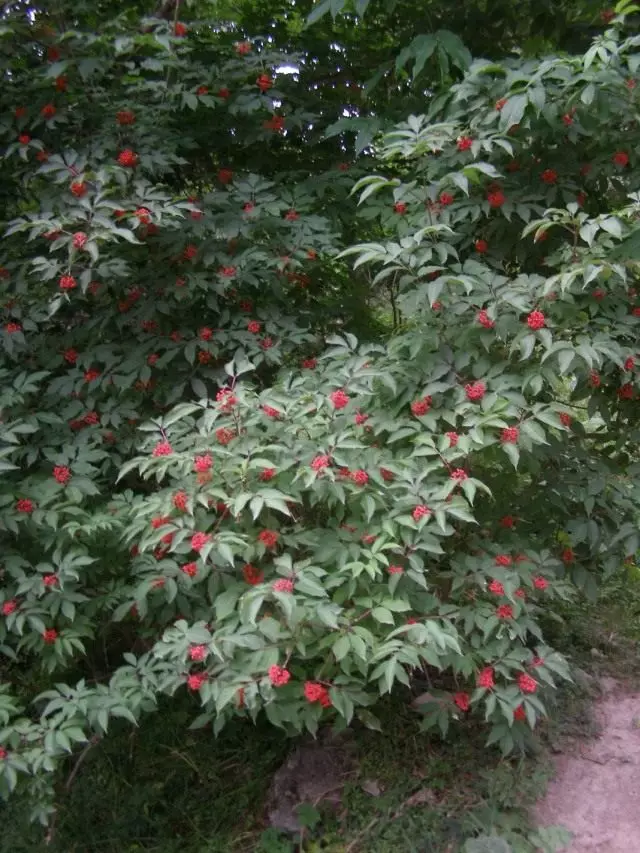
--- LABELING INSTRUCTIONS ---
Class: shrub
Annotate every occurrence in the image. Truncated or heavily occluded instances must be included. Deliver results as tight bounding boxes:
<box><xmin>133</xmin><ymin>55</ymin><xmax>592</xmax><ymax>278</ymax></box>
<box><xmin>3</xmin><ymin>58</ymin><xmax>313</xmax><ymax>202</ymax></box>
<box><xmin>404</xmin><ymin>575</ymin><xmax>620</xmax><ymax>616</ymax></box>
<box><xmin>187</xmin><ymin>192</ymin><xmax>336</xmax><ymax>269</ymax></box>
<box><xmin>0</xmin><ymin>0</ymin><xmax>638</xmax><ymax>826</ymax></box>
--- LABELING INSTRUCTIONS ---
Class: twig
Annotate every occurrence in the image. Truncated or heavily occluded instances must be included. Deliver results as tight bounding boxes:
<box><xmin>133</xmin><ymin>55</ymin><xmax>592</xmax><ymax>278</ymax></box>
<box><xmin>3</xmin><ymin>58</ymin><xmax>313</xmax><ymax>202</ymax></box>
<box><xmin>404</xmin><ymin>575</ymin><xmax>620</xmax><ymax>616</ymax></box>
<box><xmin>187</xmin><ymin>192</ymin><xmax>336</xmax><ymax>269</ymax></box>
<box><xmin>65</xmin><ymin>735</ymin><xmax>101</xmax><ymax>791</ymax></box>
<box><xmin>345</xmin><ymin>816</ymin><xmax>380</xmax><ymax>852</ymax></box>
<box><xmin>46</xmin><ymin>736</ymin><xmax>101</xmax><ymax>846</ymax></box>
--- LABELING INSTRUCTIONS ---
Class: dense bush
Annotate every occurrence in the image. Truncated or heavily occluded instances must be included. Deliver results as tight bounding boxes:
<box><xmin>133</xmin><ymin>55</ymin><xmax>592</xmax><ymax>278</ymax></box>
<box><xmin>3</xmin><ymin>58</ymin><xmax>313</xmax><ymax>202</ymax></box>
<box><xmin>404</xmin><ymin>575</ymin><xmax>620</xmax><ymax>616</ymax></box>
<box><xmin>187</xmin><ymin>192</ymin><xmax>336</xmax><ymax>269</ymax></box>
<box><xmin>0</xmin><ymin>0</ymin><xmax>638</xmax><ymax>826</ymax></box>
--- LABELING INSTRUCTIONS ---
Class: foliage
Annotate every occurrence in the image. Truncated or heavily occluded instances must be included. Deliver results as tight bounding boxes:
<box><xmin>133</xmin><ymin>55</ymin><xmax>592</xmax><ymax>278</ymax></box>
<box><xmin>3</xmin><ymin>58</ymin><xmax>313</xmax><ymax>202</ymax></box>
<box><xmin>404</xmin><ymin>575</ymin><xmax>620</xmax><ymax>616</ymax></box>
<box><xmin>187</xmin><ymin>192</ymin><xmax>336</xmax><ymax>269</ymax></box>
<box><xmin>0</xmin><ymin>0</ymin><xmax>639</xmax><ymax>831</ymax></box>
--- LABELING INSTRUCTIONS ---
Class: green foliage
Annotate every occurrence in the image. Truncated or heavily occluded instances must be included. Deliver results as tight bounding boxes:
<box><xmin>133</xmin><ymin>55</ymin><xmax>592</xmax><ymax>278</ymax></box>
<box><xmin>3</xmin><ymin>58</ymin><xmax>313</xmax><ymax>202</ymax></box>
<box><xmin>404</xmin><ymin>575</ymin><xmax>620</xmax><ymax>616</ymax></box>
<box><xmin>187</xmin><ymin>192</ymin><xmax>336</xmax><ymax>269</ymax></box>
<box><xmin>0</xmin><ymin>0</ymin><xmax>639</xmax><ymax>833</ymax></box>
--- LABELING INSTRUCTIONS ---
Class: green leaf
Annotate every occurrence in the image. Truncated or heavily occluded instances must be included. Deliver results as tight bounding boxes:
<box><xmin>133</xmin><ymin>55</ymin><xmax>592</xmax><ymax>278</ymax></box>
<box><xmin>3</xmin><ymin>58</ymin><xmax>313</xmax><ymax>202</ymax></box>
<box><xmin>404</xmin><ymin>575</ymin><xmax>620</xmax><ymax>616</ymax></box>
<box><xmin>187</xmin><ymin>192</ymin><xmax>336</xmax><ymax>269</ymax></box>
<box><xmin>371</xmin><ymin>607</ymin><xmax>394</xmax><ymax>624</ymax></box>
<box><xmin>307</xmin><ymin>0</ymin><xmax>335</xmax><ymax>25</ymax></box>
<box><xmin>503</xmin><ymin>443</ymin><xmax>519</xmax><ymax>469</ymax></box>
<box><xmin>332</xmin><ymin>634</ymin><xmax>350</xmax><ymax>660</ymax></box>
<box><xmin>464</xmin><ymin>837</ymin><xmax>512</xmax><ymax>853</ymax></box>
<box><xmin>499</xmin><ymin>94</ymin><xmax>527</xmax><ymax>130</ymax></box>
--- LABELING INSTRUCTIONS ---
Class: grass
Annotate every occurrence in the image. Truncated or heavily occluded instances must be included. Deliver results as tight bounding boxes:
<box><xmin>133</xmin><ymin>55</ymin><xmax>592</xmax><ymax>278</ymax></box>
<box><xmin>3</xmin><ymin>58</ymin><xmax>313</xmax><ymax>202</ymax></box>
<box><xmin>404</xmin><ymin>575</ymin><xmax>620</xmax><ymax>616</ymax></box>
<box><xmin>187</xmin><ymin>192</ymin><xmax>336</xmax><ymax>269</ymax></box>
<box><xmin>5</xmin><ymin>571</ymin><xmax>640</xmax><ymax>853</ymax></box>
<box><xmin>0</xmin><ymin>693</ymin><xmax>561</xmax><ymax>853</ymax></box>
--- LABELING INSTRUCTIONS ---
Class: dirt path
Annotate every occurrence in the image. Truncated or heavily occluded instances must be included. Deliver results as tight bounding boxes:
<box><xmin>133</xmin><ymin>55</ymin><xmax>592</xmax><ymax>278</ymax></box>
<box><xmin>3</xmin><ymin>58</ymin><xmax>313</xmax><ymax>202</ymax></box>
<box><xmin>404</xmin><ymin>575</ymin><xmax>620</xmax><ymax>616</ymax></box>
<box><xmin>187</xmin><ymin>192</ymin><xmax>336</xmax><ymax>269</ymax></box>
<box><xmin>535</xmin><ymin>677</ymin><xmax>640</xmax><ymax>852</ymax></box>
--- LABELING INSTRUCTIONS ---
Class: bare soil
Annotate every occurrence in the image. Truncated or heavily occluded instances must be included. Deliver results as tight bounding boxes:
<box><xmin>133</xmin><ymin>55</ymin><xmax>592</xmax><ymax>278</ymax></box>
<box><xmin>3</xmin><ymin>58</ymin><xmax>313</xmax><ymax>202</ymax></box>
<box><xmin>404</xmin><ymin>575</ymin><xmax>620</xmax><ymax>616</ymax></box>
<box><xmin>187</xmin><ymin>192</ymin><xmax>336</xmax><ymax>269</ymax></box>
<box><xmin>535</xmin><ymin>677</ymin><xmax>640</xmax><ymax>852</ymax></box>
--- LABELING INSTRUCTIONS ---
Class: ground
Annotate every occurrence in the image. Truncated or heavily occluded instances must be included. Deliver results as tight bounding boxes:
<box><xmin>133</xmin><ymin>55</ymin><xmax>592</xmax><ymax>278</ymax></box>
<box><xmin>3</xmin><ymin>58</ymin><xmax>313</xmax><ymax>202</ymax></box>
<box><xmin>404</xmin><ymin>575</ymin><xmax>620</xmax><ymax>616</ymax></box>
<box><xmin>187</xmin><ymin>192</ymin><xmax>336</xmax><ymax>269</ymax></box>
<box><xmin>4</xmin><ymin>571</ymin><xmax>640</xmax><ymax>853</ymax></box>
<box><xmin>536</xmin><ymin>677</ymin><xmax>640</xmax><ymax>852</ymax></box>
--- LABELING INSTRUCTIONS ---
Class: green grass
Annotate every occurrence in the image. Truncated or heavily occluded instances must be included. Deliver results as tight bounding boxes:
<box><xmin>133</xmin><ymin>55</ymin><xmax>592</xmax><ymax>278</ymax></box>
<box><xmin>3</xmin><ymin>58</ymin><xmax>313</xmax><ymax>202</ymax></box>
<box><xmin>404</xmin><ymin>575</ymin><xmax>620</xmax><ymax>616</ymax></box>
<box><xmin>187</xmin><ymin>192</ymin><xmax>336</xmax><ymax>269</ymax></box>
<box><xmin>1</xmin><ymin>691</ymin><xmax>560</xmax><ymax>853</ymax></box>
<box><xmin>6</xmin><ymin>572</ymin><xmax>640</xmax><ymax>853</ymax></box>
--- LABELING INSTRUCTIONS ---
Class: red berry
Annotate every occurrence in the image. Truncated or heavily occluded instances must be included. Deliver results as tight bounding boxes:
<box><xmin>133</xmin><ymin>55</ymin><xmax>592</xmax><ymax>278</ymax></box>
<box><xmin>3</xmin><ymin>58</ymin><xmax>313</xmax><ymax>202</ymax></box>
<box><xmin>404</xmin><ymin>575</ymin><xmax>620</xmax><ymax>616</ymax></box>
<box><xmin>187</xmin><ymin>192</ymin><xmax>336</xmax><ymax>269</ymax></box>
<box><xmin>152</xmin><ymin>441</ymin><xmax>173</xmax><ymax>457</ymax></box>
<box><xmin>117</xmin><ymin>149</ymin><xmax>138</xmax><ymax>168</ymax></box>
<box><xmin>256</xmin><ymin>74</ymin><xmax>273</xmax><ymax>93</ymax></box>
<box><xmin>191</xmin><ymin>532</ymin><xmax>212</xmax><ymax>552</ymax></box>
<box><xmin>474</xmin><ymin>239</ymin><xmax>488</xmax><ymax>253</ymax></box>
<box><xmin>487</xmin><ymin>190</ymin><xmax>505</xmax><ymax>208</ymax></box>
<box><xmin>613</xmin><ymin>151</ymin><xmax>629</xmax><ymax>167</ymax></box>
<box><xmin>187</xmin><ymin>674</ymin><xmax>207</xmax><ymax>691</ymax></box>
<box><xmin>258</xmin><ymin>529</ymin><xmax>279</xmax><ymax>549</ymax></box>
<box><xmin>411</xmin><ymin>397</ymin><xmax>432</xmax><ymax>416</ymax></box>
<box><xmin>457</xmin><ymin>136</ymin><xmax>473</xmax><ymax>151</ymax></box>
<box><xmin>541</xmin><ymin>168</ymin><xmax>558</xmax><ymax>184</ymax></box>
<box><xmin>311</xmin><ymin>454</ymin><xmax>330</xmax><ymax>470</ymax></box>
<box><xmin>329</xmin><ymin>389</ymin><xmax>350</xmax><ymax>409</ymax></box>
<box><xmin>393</xmin><ymin>202</ymin><xmax>407</xmax><ymax>215</ymax></box>
<box><xmin>216</xmin><ymin>427</ymin><xmax>235</xmax><ymax>445</ymax></box>
<box><xmin>181</xmin><ymin>562</ymin><xmax>197</xmax><ymax>577</ymax></box>
<box><xmin>263</xmin><ymin>115</ymin><xmax>285</xmax><ymax>132</ymax></box>
<box><xmin>41</xmin><ymin>103</ymin><xmax>56</xmax><ymax>119</ymax></box>
<box><xmin>526</xmin><ymin>310</ymin><xmax>545</xmax><ymax>330</ymax></box>
<box><xmin>53</xmin><ymin>465</ymin><xmax>71</xmax><ymax>484</ymax></box>
<box><xmin>304</xmin><ymin>682</ymin><xmax>331</xmax><ymax>706</ymax></box>
<box><xmin>269</xmin><ymin>665</ymin><xmax>291</xmax><ymax>686</ymax></box>
<box><xmin>500</xmin><ymin>426</ymin><xmax>519</xmax><ymax>444</ymax></box>
<box><xmin>174</xmin><ymin>21</ymin><xmax>187</xmax><ymax>36</ymax></box>
<box><xmin>477</xmin><ymin>309</ymin><xmax>494</xmax><ymax>328</ymax></box>
<box><xmin>477</xmin><ymin>667</ymin><xmax>494</xmax><ymax>688</ymax></box>
<box><xmin>412</xmin><ymin>505</ymin><xmax>431</xmax><ymax>521</ymax></box>
<box><xmin>116</xmin><ymin>110</ymin><xmax>135</xmax><ymax>125</ymax></box>
<box><xmin>450</xmin><ymin>468</ymin><xmax>468</xmax><ymax>481</ymax></box>
<box><xmin>59</xmin><ymin>275</ymin><xmax>77</xmax><ymax>291</ymax></box>
<box><xmin>465</xmin><ymin>381</ymin><xmax>486</xmax><ymax>401</ymax></box>
<box><xmin>189</xmin><ymin>645</ymin><xmax>207</xmax><ymax>662</ymax></box>
<box><xmin>173</xmin><ymin>491</ymin><xmax>188</xmax><ymax>511</ymax></box>
<box><xmin>351</xmin><ymin>469</ymin><xmax>369</xmax><ymax>486</ymax></box>
<box><xmin>193</xmin><ymin>454</ymin><xmax>212</xmax><ymax>472</ymax></box>
<box><xmin>453</xmin><ymin>692</ymin><xmax>470</xmax><ymax>711</ymax></box>
<box><xmin>518</xmin><ymin>673</ymin><xmax>537</xmax><ymax>694</ymax></box>
<box><xmin>243</xmin><ymin>563</ymin><xmax>264</xmax><ymax>585</ymax></box>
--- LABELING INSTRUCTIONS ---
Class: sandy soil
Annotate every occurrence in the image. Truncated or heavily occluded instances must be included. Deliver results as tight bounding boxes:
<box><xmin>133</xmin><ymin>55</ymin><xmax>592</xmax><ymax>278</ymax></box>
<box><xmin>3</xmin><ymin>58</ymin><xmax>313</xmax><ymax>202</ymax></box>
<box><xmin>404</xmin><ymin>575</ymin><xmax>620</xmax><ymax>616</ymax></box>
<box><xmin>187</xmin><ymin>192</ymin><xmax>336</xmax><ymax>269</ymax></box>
<box><xmin>535</xmin><ymin>677</ymin><xmax>640</xmax><ymax>852</ymax></box>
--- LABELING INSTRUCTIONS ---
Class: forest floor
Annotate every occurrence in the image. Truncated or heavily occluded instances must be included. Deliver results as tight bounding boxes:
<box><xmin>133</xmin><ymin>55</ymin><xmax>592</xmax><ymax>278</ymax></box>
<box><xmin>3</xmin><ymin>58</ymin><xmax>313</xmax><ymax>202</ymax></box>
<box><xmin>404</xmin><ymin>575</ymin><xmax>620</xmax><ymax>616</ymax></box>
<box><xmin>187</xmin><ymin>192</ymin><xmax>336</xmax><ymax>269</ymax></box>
<box><xmin>4</xmin><ymin>573</ymin><xmax>640</xmax><ymax>853</ymax></box>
